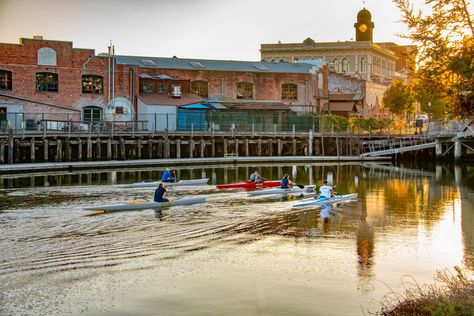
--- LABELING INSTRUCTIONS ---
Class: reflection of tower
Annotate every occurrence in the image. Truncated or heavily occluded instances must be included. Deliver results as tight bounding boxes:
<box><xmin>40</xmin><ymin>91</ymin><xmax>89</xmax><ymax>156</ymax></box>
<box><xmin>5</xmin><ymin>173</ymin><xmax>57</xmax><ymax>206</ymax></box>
<box><xmin>356</xmin><ymin>210</ymin><xmax>374</xmax><ymax>276</ymax></box>
<box><xmin>354</xmin><ymin>8</ymin><xmax>375</xmax><ymax>42</ymax></box>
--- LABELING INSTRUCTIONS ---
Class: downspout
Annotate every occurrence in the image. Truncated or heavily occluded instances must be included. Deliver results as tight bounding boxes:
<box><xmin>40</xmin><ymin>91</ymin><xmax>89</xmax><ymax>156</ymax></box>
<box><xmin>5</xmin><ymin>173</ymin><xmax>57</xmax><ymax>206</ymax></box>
<box><xmin>221</xmin><ymin>76</ymin><xmax>224</xmax><ymax>97</ymax></box>
<box><xmin>130</xmin><ymin>67</ymin><xmax>134</xmax><ymax>121</ymax></box>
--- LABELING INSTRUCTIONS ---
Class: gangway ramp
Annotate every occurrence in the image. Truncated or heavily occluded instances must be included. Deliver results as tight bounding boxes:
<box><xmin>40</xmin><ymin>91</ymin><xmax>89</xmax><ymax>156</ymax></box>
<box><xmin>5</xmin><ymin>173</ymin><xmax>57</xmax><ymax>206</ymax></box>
<box><xmin>360</xmin><ymin>142</ymin><xmax>436</xmax><ymax>157</ymax></box>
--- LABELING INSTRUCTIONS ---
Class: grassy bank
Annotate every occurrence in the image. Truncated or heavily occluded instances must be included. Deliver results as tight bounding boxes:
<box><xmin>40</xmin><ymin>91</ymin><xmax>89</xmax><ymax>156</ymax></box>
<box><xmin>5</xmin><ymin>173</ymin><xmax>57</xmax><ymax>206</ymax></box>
<box><xmin>375</xmin><ymin>267</ymin><xmax>474</xmax><ymax>316</ymax></box>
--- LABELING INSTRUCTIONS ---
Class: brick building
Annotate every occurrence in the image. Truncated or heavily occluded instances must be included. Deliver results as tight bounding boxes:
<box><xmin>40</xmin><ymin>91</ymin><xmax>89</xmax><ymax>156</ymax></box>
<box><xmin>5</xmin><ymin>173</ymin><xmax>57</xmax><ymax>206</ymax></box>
<box><xmin>0</xmin><ymin>36</ymin><xmax>328</xmax><ymax>131</ymax></box>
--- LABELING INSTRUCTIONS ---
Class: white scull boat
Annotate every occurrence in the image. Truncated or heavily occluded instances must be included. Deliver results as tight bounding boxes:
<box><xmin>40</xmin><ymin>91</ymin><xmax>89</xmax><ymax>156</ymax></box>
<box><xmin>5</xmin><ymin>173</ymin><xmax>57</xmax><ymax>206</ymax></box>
<box><xmin>292</xmin><ymin>193</ymin><xmax>358</xmax><ymax>208</ymax></box>
<box><xmin>122</xmin><ymin>178</ymin><xmax>209</xmax><ymax>189</ymax></box>
<box><xmin>84</xmin><ymin>196</ymin><xmax>206</xmax><ymax>212</ymax></box>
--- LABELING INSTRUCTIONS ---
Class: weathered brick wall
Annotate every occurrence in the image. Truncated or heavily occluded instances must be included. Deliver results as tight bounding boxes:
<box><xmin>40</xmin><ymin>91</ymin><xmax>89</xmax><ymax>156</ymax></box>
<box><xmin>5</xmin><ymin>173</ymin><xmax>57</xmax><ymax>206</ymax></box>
<box><xmin>0</xmin><ymin>38</ymin><xmax>134</xmax><ymax>115</ymax></box>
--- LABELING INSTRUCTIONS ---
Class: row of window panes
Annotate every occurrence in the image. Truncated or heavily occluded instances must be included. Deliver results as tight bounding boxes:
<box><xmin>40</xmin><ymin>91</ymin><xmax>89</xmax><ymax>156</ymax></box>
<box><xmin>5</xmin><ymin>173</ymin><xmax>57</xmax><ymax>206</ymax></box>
<box><xmin>0</xmin><ymin>70</ymin><xmax>103</xmax><ymax>94</ymax></box>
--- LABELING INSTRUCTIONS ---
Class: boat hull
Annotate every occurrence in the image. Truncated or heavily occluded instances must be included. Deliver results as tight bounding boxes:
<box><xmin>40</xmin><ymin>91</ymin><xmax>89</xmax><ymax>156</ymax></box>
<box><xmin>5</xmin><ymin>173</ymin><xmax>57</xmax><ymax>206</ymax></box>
<box><xmin>216</xmin><ymin>180</ymin><xmax>281</xmax><ymax>190</ymax></box>
<box><xmin>292</xmin><ymin>193</ymin><xmax>358</xmax><ymax>208</ymax></box>
<box><xmin>247</xmin><ymin>186</ymin><xmax>315</xmax><ymax>196</ymax></box>
<box><xmin>123</xmin><ymin>178</ymin><xmax>209</xmax><ymax>189</ymax></box>
<box><xmin>84</xmin><ymin>197</ymin><xmax>206</xmax><ymax>212</ymax></box>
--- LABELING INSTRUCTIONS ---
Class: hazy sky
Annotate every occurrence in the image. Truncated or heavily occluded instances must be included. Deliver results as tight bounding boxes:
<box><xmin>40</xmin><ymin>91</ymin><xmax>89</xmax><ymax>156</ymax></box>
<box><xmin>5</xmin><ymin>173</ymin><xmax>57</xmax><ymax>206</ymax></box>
<box><xmin>0</xmin><ymin>0</ymin><xmax>424</xmax><ymax>60</ymax></box>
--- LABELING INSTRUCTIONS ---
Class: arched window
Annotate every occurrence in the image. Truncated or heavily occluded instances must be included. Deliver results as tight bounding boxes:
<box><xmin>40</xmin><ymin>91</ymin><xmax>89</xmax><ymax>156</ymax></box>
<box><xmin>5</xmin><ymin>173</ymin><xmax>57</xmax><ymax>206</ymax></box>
<box><xmin>342</xmin><ymin>58</ymin><xmax>349</xmax><ymax>73</ymax></box>
<box><xmin>36</xmin><ymin>72</ymin><xmax>58</xmax><ymax>92</ymax></box>
<box><xmin>191</xmin><ymin>80</ymin><xmax>208</xmax><ymax>98</ymax></box>
<box><xmin>279</xmin><ymin>59</ymin><xmax>285</xmax><ymax>63</ymax></box>
<box><xmin>360</xmin><ymin>57</ymin><xmax>366</xmax><ymax>73</ymax></box>
<box><xmin>83</xmin><ymin>106</ymin><xmax>102</xmax><ymax>122</ymax></box>
<box><xmin>37</xmin><ymin>47</ymin><xmax>57</xmax><ymax>66</ymax></box>
<box><xmin>333</xmin><ymin>58</ymin><xmax>340</xmax><ymax>72</ymax></box>
<box><xmin>237</xmin><ymin>82</ymin><xmax>253</xmax><ymax>99</ymax></box>
<box><xmin>281</xmin><ymin>83</ymin><xmax>298</xmax><ymax>100</ymax></box>
<box><xmin>82</xmin><ymin>75</ymin><xmax>103</xmax><ymax>94</ymax></box>
<box><xmin>0</xmin><ymin>70</ymin><xmax>12</xmax><ymax>90</ymax></box>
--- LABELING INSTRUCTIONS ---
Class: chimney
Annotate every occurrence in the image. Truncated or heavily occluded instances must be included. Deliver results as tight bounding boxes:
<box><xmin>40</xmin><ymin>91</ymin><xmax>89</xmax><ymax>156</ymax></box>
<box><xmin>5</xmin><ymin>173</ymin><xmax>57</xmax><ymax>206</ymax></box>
<box><xmin>33</xmin><ymin>35</ymin><xmax>44</xmax><ymax>40</ymax></box>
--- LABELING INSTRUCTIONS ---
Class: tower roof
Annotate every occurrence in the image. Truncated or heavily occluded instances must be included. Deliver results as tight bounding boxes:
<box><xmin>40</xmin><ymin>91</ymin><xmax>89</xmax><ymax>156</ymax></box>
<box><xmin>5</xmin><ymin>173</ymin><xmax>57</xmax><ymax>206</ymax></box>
<box><xmin>357</xmin><ymin>8</ymin><xmax>372</xmax><ymax>19</ymax></box>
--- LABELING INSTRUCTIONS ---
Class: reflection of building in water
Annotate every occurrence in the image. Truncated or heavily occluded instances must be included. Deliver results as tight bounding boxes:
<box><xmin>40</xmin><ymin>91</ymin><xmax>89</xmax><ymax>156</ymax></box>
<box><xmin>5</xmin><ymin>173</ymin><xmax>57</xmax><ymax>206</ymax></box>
<box><xmin>356</xmin><ymin>210</ymin><xmax>375</xmax><ymax>294</ymax></box>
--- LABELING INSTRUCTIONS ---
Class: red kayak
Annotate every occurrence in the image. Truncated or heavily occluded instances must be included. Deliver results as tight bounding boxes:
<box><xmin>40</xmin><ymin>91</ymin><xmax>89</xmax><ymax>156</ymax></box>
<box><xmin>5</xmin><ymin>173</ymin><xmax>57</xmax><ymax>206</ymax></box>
<box><xmin>216</xmin><ymin>180</ymin><xmax>281</xmax><ymax>190</ymax></box>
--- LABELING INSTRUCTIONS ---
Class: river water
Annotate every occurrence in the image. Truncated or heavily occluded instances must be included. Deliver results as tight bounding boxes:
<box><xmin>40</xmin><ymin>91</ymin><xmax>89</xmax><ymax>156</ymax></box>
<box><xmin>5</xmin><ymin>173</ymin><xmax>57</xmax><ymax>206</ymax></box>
<box><xmin>0</xmin><ymin>162</ymin><xmax>473</xmax><ymax>315</ymax></box>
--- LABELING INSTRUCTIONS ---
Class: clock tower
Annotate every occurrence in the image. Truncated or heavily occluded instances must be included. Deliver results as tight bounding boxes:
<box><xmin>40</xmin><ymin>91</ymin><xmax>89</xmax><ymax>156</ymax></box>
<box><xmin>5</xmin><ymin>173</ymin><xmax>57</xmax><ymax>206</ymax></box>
<box><xmin>354</xmin><ymin>8</ymin><xmax>374</xmax><ymax>41</ymax></box>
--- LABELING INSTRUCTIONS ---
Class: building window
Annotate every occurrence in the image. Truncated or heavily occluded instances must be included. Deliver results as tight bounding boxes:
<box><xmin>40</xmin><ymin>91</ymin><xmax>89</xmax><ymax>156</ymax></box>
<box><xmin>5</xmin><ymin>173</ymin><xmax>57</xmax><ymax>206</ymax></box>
<box><xmin>141</xmin><ymin>81</ymin><xmax>154</xmax><ymax>93</ymax></box>
<box><xmin>82</xmin><ymin>75</ymin><xmax>103</xmax><ymax>94</ymax></box>
<box><xmin>360</xmin><ymin>57</ymin><xmax>366</xmax><ymax>73</ymax></box>
<box><xmin>281</xmin><ymin>83</ymin><xmax>298</xmax><ymax>100</ymax></box>
<box><xmin>342</xmin><ymin>58</ymin><xmax>349</xmax><ymax>73</ymax></box>
<box><xmin>191</xmin><ymin>80</ymin><xmax>208</xmax><ymax>98</ymax></box>
<box><xmin>83</xmin><ymin>106</ymin><xmax>102</xmax><ymax>122</ymax></box>
<box><xmin>237</xmin><ymin>82</ymin><xmax>253</xmax><ymax>99</ymax></box>
<box><xmin>279</xmin><ymin>59</ymin><xmax>285</xmax><ymax>63</ymax></box>
<box><xmin>38</xmin><ymin>47</ymin><xmax>57</xmax><ymax>66</ymax></box>
<box><xmin>0</xmin><ymin>70</ymin><xmax>12</xmax><ymax>90</ymax></box>
<box><xmin>158</xmin><ymin>82</ymin><xmax>167</xmax><ymax>93</ymax></box>
<box><xmin>36</xmin><ymin>72</ymin><xmax>58</xmax><ymax>92</ymax></box>
<box><xmin>333</xmin><ymin>58</ymin><xmax>340</xmax><ymax>72</ymax></box>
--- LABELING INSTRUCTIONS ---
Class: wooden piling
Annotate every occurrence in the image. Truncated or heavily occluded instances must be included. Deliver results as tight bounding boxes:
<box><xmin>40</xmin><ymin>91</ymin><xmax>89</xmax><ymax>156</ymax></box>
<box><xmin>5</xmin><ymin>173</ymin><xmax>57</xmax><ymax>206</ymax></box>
<box><xmin>277</xmin><ymin>139</ymin><xmax>282</xmax><ymax>156</ymax></box>
<box><xmin>234</xmin><ymin>138</ymin><xmax>239</xmax><ymax>156</ymax></box>
<box><xmin>96</xmin><ymin>139</ymin><xmax>101</xmax><ymax>160</ymax></box>
<box><xmin>107</xmin><ymin>139</ymin><xmax>112</xmax><ymax>160</ymax></box>
<box><xmin>211</xmin><ymin>138</ymin><xmax>216</xmax><ymax>157</ymax></box>
<box><xmin>245</xmin><ymin>139</ymin><xmax>249</xmax><ymax>156</ymax></box>
<box><xmin>119</xmin><ymin>138</ymin><xmax>125</xmax><ymax>160</ymax></box>
<box><xmin>77</xmin><ymin>138</ymin><xmax>82</xmax><ymax>161</ymax></box>
<box><xmin>87</xmin><ymin>138</ymin><xmax>92</xmax><ymax>161</ymax></box>
<box><xmin>223</xmin><ymin>139</ymin><xmax>228</xmax><ymax>157</ymax></box>
<box><xmin>56</xmin><ymin>139</ymin><xmax>62</xmax><ymax>162</ymax></box>
<box><xmin>148</xmin><ymin>139</ymin><xmax>153</xmax><ymax>159</ymax></box>
<box><xmin>8</xmin><ymin>130</ymin><xmax>13</xmax><ymax>164</ymax></box>
<box><xmin>43</xmin><ymin>139</ymin><xmax>48</xmax><ymax>162</ymax></box>
<box><xmin>0</xmin><ymin>140</ymin><xmax>4</xmax><ymax>164</ymax></box>
<box><xmin>137</xmin><ymin>138</ymin><xmax>142</xmax><ymax>159</ymax></box>
<box><xmin>176</xmin><ymin>139</ymin><xmax>181</xmax><ymax>158</ymax></box>
<box><xmin>258</xmin><ymin>139</ymin><xmax>262</xmax><ymax>156</ymax></box>
<box><xmin>30</xmin><ymin>138</ymin><xmax>36</xmax><ymax>162</ymax></box>
<box><xmin>189</xmin><ymin>139</ymin><xmax>194</xmax><ymax>158</ymax></box>
<box><xmin>200</xmin><ymin>139</ymin><xmax>205</xmax><ymax>158</ymax></box>
<box><xmin>65</xmin><ymin>139</ymin><xmax>71</xmax><ymax>161</ymax></box>
<box><xmin>293</xmin><ymin>139</ymin><xmax>297</xmax><ymax>156</ymax></box>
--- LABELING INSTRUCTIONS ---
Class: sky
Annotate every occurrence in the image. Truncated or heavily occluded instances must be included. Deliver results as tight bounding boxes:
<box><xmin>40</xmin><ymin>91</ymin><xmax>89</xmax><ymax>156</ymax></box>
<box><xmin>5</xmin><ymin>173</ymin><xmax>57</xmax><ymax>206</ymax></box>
<box><xmin>0</xmin><ymin>0</ymin><xmax>424</xmax><ymax>61</ymax></box>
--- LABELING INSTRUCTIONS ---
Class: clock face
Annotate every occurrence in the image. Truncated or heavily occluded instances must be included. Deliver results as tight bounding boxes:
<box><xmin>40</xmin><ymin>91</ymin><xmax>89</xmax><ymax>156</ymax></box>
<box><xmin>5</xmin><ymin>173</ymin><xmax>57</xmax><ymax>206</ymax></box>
<box><xmin>359</xmin><ymin>24</ymin><xmax>368</xmax><ymax>32</ymax></box>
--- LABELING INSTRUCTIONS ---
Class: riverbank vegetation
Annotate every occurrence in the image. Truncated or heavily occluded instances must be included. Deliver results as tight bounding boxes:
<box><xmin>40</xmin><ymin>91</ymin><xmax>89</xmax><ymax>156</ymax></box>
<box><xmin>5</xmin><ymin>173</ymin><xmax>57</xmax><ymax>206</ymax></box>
<box><xmin>375</xmin><ymin>267</ymin><xmax>474</xmax><ymax>316</ymax></box>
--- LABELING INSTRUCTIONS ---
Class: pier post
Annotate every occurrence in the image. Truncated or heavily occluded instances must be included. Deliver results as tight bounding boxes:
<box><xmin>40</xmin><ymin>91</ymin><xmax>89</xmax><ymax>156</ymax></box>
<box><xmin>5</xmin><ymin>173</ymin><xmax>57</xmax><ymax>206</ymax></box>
<box><xmin>107</xmin><ymin>139</ymin><xmax>112</xmax><ymax>160</ymax></box>
<box><xmin>77</xmin><ymin>138</ymin><xmax>82</xmax><ymax>161</ymax></box>
<box><xmin>157</xmin><ymin>139</ymin><xmax>163</xmax><ymax>158</ymax></box>
<box><xmin>293</xmin><ymin>139</ymin><xmax>297</xmax><ymax>156</ymax></box>
<box><xmin>96</xmin><ymin>139</ymin><xmax>101</xmax><ymax>160</ymax></box>
<box><xmin>14</xmin><ymin>139</ymin><xmax>19</xmax><ymax>163</ymax></box>
<box><xmin>454</xmin><ymin>164</ymin><xmax>462</xmax><ymax>185</ymax></box>
<box><xmin>8</xmin><ymin>129</ymin><xmax>13</xmax><ymax>164</ymax></box>
<box><xmin>87</xmin><ymin>138</ymin><xmax>92</xmax><ymax>161</ymax></box>
<box><xmin>436</xmin><ymin>164</ymin><xmax>442</xmax><ymax>181</ymax></box>
<box><xmin>336</xmin><ymin>136</ymin><xmax>340</xmax><ymax>157</ymax></box>
<box><xmin>120</xmin><ymin>138</ymin><xmax>125</xmax><ymax>160</ymax></box>
<box><xmin>56</xmin><ymin>139</ymin><xmax>63</xmax><ymax>162</ymax></box>
<box><xmin>164</xmin><ymin>130</ymin><xmax>170</xmax><ymax>159</ymax></box>
<box><xmin>277</xmin><ymin>139</ymin><xmax>282</xmax><ymax>156</ymax></box>
<box><xmin>43</xmin><ymin>139</ymin><xmax>48</xmax><ymax>162</ymax></box>
<box><xmin>223</xmin><ymin>139</ymin><xmax>228</xmax><ymax>157</ymax></box>
<box><xmin>200</xmin><ymin>139</ymin><xmax>205</xmax><ymax>158</ymax></box>
<box><xmin>176</xmin><ymin>139</ymin><xmax>181</xmax><ymax>158</ymax></box>
<box><xmin>0</xmin><ymin>140</ymin><xmax>4</xmax><ymax>163</ymax></box>
<box><xmin>189</xmin><ymin>139</ymin><xmax>194</xmax><ymax>158</ymax></box>
<box><xmin>234</xmin><ymin>138</ymin><xmax>239</xmax><ymax>156</ymax></box>
<box><xmin>257</xmin><ymin>139</ymin><xmax>262</xmax><ymax>156</ymax></box>
<box><xmin>268</xmin><ymin>139</ymin><xmax>273</xmax><ymax>156</ymax></box>
<box><xmin>137</xmin><ymin>138</ymin><xmax>142</xmax><ymax>159</ymax></box>
<box><xmin>211</xmin><ymin>138</ymin><xmax>215</xmax><ymax>157</ymax></box>
<box><xmin>308</xmin><ymin>130</ymin><xmax>313</xmax><ymax>156</ymax></box>
<box><xmin>65</xmin><ymin>139</ymin><xmax>71</xmax><ymax>161</ymax></box>
<box><xmin>454</xmin><ymin>138</ymin><xmax>462</xmax><ymax>161</ymax></box>
<box><xmin>245</xmin><ymin>139</ymin><xmax>249</xmax><ymax>156</ymax></box>
<box><xmin>148</xmin><ymin>139</ymin><xmax>153</xmax><ymax>159</ymax></box>
<box><xmin>435</xmin><ymin>139</ymin><xmax>442</xmax><ymax>160</ymax></box>
<box><xmin>30</xmin><ymin>138</ymin><xmax>35</xmax><ymax>162</ymax></box>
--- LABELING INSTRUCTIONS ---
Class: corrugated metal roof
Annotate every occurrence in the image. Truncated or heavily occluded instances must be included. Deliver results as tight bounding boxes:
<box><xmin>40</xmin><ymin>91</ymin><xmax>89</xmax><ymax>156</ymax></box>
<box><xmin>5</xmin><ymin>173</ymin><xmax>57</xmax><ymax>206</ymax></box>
<box><xmin>114</xmin><ymin>55</ymin><xmax>317</xmax><ymax>74</ymax></box>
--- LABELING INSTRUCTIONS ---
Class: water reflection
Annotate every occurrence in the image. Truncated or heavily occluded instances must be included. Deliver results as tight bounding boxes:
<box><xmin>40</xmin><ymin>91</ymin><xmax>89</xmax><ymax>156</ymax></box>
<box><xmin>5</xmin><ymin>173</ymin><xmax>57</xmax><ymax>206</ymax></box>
<box><xmin>0</xmin><ymin>162</ymin><xmax>473</xmax><ymax>315</ymax></box>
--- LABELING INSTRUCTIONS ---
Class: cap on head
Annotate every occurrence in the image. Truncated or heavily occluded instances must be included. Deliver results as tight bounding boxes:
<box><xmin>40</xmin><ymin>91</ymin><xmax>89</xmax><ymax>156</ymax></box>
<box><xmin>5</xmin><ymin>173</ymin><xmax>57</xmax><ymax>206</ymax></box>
<box><xmin>165</xmin><ymin>167</ymin><xmax>171</xmax><ymax>171</ymax></box>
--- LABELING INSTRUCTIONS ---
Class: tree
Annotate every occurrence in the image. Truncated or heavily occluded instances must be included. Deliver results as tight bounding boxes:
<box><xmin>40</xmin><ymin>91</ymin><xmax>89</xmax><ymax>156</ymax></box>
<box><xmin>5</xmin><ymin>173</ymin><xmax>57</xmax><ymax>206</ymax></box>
<box><xmin>382</xmin><ymin>80</ymin><xmax>416</xmax><ymax>116</ymax></box>
<box><xmin>393</xmin><ymin>0</ymin><xmax>474</xmax><ymax>117</ymax></box>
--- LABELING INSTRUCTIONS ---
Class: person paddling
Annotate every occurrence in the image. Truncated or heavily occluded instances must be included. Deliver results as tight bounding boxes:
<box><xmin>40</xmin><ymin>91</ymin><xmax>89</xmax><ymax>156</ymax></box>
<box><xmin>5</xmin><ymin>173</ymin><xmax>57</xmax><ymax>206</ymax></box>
<box><xmin>319</xmin><ymin>181</ymin><xmax>334</xmax><ymax>199</ymax></box>
<box><xmin>280</xmin><ymin>174</ymin><xmax>294</xmax><ymax>189</ymax></box>
<box><xmin>249</xmin><ymin>169</ymin><xmax>263</xmax><ymax>183</ymax></box>
<box><xmin>154</xmin><ymin>183</ymin><xmax>169</xmax><ymax>202</ymax></box>
<box><xmin>161</xmin><ymin>168</ymin><xmax>176</xmax><ymax>182</ymax></box>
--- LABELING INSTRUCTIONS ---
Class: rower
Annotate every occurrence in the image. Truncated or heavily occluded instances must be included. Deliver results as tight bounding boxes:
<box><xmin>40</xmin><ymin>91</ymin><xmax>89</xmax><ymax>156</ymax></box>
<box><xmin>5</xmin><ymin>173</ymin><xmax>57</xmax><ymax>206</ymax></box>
<box><xmin>280</xmin><ymin>174</ymin><xmax>294</xmax><ymax>189</ymax></box>
<box><xmin>154</xmin><ymin>183</ymin><xmax>169</xmax><ymax>202</ymax></box>
<box><xmin>319</xmin><ymin>181</ymin><xmax>334</xmax><ymax>199</ymax></box>
<box><xmin>249</xmin><ymin>169</ymin><xmax>263</xmax><ymax>183</ymax></box>
<box><xmin>161</xmin><ymin>168</ymin><xmax>176</xmax><ymax>182</ymax></box>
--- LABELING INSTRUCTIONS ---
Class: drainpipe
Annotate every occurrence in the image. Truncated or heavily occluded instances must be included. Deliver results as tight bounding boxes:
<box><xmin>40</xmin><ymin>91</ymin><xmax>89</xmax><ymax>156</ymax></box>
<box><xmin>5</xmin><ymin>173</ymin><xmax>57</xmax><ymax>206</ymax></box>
<box><xmin>130</xmin><ymin>67</ymin><xmax>134</xmax><ymax>121</ymax></box>
<box><xmin>305</xmin><ymin>79</ymin><xmax>308</xmax><ymax>113</ymax></box>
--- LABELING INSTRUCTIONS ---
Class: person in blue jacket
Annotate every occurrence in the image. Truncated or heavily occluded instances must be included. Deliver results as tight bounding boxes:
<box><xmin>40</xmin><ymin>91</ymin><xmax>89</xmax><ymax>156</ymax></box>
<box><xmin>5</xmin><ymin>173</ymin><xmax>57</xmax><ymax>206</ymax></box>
<box><xmin>280</xmin><ymin>174</ymin><xmax>294</xmax><ymax>189</ymax></box>
<box><xmin>161</xmin><ymin>168</ymin><xmax>175</xmax><ymax>182</ymax></box>
<box><xmin>154</xmin><ymin>183</ymin><xmax>169</xmax><ymax>202</ymax></box>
